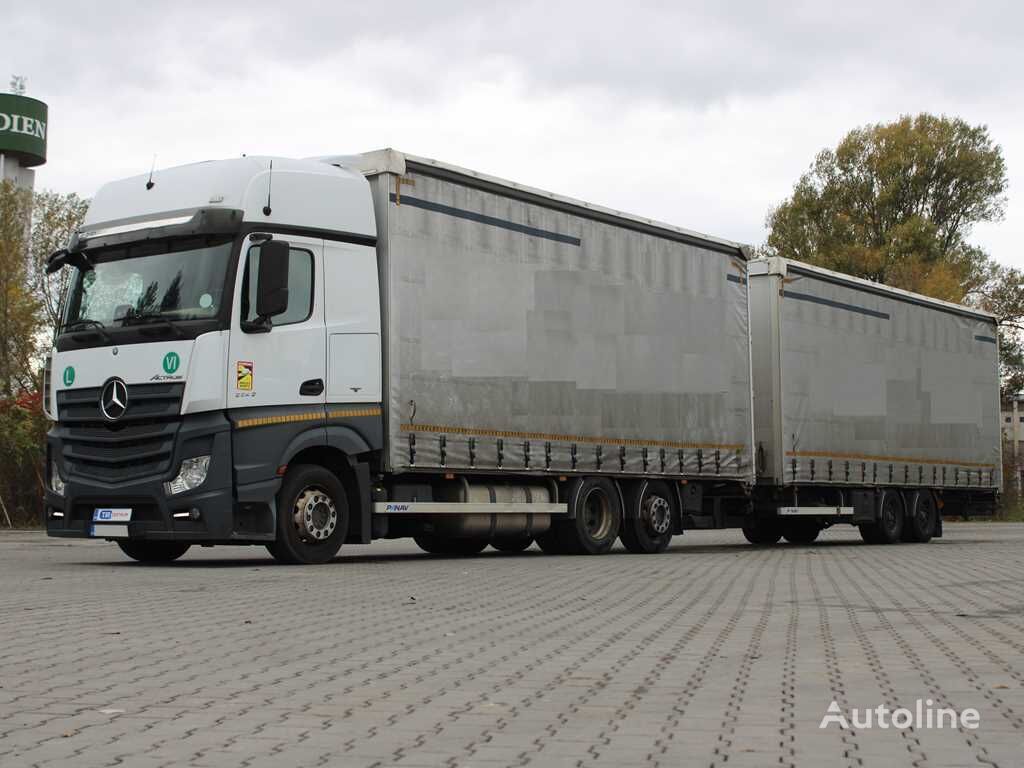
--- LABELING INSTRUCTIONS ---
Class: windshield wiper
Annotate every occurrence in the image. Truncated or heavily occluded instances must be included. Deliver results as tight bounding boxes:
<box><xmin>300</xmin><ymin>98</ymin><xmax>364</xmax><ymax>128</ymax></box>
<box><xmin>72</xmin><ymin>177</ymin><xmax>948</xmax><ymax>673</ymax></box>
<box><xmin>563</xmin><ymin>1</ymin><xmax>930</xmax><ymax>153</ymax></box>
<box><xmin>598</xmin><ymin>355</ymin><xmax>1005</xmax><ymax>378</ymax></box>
<box><xmin>120</xmin><ymin>311</ymin><xmax>186</xmax><ymax>338</ymax></box>
<box><xmin>62</xmin><ymin>319</ymin><xmax>113</xmax><ymax>344</ymax></box>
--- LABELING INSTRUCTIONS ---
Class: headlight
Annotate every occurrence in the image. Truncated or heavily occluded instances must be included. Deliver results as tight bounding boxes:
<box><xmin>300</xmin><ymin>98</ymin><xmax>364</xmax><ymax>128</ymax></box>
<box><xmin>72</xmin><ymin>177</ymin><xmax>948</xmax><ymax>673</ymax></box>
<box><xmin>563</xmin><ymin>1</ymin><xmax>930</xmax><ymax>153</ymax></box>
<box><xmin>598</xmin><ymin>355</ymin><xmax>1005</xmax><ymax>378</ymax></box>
<box><xmin>50</xmin><ymin>461</ymin><xmax>65</xmax><ymax>496</ymax></box>
<box><xmin>164</xmin><ymin>456</ymin><xmax>211</xmax><ymax>496</ymax></box>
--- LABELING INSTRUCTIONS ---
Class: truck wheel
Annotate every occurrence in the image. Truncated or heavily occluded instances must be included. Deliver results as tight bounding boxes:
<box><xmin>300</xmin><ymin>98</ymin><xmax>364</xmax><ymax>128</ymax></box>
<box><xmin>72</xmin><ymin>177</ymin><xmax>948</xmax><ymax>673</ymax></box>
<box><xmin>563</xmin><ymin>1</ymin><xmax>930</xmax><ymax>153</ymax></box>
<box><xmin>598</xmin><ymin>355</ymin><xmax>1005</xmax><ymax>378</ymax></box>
<box><xmin>742</xmin><ymin>517</ymin><xmax>781</xmax><ymax>545</ymax></box>
<box><xmin>905</xmin><ymin>491</ymin><xmax>937</xmax><ymax>543</ymax></box>
<box><xmin>859</xmin><ymin>492</ymin><xmax>903</xmax><ymax>545</ymax></box>
<box><xmin>619</xmin><ymin>480</ymin><xmax>674</xmax><ymax>554</ymax></box>
<box><xmin>491</xmin><ymin>536</ymin><xmax>533</xmax><ymax>553</ymax></box>
<box><xmin>117</xmin><ymin>541</ymin><xmax>191</xmax><ymax>562</ymax></box>
<box><xmin>414</xmin><ymin>535</ymin><xmax>488</xmax><ymax>555</ymax></box>
<box><xmin>267</xmin><ymin>464</ymin><xmax>349</xmax><ymax>564</ymax></box>
<box><xmin>555</xmin><ymin>477</ymin><xmax>622</xmax><ymax>555</ymax></box>
<box><xmin>782</xmin><ymin>521</ymin><xmax>820</xmax><ymax>544</ymax></box>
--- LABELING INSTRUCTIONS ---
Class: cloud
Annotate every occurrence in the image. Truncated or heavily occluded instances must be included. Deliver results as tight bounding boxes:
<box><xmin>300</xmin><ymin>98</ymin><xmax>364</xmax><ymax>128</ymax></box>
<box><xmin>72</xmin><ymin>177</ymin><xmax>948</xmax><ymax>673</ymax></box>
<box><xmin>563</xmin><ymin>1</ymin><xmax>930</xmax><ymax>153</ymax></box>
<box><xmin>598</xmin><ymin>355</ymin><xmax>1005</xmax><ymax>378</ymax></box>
<box><xmin>7</xmin><ymin>1</ymin><xmax>1023</xmax><ymax>264</ymax></box>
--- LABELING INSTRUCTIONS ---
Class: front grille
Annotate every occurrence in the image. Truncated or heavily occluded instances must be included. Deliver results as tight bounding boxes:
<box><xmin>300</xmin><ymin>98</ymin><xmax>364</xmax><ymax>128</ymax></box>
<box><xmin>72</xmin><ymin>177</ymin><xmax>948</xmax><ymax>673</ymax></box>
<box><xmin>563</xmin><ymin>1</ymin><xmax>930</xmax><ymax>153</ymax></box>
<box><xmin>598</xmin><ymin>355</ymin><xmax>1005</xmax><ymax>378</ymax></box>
<box><xmin>56</xmin><ymin>383</ymin><xmax>185</xmax><ymax>482</ymax></box>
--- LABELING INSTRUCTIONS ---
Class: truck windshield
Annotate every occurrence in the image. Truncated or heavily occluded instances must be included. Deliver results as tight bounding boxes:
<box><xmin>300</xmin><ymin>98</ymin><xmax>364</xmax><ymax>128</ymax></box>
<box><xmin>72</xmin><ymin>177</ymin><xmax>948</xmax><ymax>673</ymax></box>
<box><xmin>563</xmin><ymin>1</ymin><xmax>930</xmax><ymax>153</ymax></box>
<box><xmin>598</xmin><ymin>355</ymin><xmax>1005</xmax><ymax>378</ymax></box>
<box><xmin>62</xmin><ymin>236</ymin><xmax>233</xmax><ymax>330</ymax></box>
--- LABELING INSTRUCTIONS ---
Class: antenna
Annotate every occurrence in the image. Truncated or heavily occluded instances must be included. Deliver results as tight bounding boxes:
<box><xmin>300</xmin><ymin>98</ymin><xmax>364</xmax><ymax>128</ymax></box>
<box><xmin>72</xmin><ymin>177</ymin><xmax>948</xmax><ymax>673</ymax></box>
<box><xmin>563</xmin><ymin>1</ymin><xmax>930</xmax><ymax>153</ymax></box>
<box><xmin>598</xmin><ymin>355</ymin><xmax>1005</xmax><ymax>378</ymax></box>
<box><xmin>262</xmin><ymin>160</ymin><xmax>273</xmax><ymax>216</ymax></box>
<box><xmin>145</xmin><ymin>155</ymin><xmax>156</xmax><ymax>190</ymax></box>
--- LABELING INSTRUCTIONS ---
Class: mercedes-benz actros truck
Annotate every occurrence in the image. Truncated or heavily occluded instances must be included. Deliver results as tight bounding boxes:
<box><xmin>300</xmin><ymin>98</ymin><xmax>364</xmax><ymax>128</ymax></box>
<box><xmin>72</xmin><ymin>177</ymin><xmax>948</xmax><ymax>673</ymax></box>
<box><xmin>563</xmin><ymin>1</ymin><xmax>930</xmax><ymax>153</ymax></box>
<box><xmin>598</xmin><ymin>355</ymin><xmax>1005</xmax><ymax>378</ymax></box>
<box><xmin>43</xmin><ymin>150</ymin><xmax>1001</xmax><ymax>563</ymax></box>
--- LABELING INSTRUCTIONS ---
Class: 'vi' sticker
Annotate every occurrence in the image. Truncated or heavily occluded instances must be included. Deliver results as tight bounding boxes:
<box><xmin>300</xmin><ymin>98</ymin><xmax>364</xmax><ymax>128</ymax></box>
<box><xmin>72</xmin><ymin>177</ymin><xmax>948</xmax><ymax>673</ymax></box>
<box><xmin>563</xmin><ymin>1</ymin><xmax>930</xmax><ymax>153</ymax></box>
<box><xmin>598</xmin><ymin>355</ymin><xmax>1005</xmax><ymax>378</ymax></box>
<box><xmin>236</xmin><ymin>361</ymin><xmax>254</xmax><ymax>390</ymax></box>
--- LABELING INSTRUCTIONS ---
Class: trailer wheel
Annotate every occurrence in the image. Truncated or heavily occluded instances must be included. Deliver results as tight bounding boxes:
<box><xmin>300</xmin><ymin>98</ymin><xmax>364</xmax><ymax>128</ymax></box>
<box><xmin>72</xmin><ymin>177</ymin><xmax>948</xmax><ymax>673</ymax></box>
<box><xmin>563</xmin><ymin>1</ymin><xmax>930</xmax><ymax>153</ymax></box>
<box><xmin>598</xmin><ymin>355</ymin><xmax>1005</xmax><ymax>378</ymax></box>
<box><xmin>905</xmin><ymin>490</ymin><xmax>937</xmax><ymax>543</ymax></box>
<box><xmin>619</xmin><ymin>480</ymin><xmax>674</xmax><ymax>554</ymax></box>
<box><xmin>553</xmin><ymin>477</ymin><xmax>622</xmax><ymax>555</ymax></box>
<box><xmin>491</xmin><ymin>536</ymin><xmax>534</xmax><ymax>553</ymax></box>
<box><xmin>117</xmin><ymin>541</ymin><xmax>191</xmax><ymax>563</ymax></box>
<box><xmin>782</xmin><ymin>521</ymin><xmax>820</xmax><ymax>544</ymax></box>
<box><xmin>741</xmin><ymin>517</ymin><xmax>781</xmax><ymax>545</ymax></box>
<box><xmin>414</xmin><ymin>535</ymin><xmax>489</xmax><ymax>556</ymax></box>
<box><xmin>859</xmin><ymin>491</ymin><xmax>903</xmax><ymax>545</ymax></box>
<box><xmin>267</xmin><ymin>464</ymin><xmax>349</xmax><ymax>564</ymax></box>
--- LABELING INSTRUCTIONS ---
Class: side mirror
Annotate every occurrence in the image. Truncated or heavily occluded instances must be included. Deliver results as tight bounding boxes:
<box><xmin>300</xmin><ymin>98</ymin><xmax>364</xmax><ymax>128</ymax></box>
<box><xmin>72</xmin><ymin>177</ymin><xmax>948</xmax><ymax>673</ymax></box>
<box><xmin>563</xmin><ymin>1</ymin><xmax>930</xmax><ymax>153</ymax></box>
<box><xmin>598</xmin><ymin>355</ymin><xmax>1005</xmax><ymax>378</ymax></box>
<box><xmin>255</xmin><ymin>240</ymin><xmax>290</xmax><ymax>319</ymax></box>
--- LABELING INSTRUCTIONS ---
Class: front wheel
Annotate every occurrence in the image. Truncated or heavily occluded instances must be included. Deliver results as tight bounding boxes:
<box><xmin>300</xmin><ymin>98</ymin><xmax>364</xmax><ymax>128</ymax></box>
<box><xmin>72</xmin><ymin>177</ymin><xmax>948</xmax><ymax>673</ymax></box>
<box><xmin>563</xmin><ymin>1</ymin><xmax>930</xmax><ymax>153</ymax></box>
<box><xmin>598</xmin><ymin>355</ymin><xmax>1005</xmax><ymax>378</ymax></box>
<box><xmin>117</xmin><ymin>541</ymin><xmax>191</xmax><ymax>563</ymax></box>
<box><xmin>267</xmin><ymin>464</ymin><xmax>349</xmax><ymax>564</ymax></box>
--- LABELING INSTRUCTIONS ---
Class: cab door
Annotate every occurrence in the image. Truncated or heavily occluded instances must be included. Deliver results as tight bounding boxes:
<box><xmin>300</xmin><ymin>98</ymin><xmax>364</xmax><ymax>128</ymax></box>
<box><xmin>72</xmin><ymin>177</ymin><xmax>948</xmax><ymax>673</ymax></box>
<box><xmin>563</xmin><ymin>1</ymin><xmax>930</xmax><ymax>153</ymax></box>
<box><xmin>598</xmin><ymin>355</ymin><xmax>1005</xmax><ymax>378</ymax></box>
<box><xmin>227</xmin><ymin>234</ymin><xmax>326</xmax><ymax>413</ymax></box>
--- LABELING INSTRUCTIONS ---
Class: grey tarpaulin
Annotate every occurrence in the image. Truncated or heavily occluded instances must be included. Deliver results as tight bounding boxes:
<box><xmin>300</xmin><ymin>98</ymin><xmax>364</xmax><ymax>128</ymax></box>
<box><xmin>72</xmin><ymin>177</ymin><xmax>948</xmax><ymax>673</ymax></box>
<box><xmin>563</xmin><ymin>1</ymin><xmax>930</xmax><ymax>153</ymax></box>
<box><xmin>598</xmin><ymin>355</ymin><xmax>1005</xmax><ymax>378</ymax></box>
<box><xmin>365</xmin><ymin>164</ymin><xmax>755</xmax><ymax>482</ymax></box>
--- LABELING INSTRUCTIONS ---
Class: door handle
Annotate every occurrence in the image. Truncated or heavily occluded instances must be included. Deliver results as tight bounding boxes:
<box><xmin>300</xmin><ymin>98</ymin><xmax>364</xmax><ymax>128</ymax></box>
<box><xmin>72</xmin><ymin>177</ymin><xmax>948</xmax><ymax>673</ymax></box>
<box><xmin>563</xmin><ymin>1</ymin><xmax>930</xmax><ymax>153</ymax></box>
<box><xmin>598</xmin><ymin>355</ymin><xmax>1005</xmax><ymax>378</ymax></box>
<box><xmin>299</xmin><ymin>378</ymin><xmax>324</xmax><ymax>396</ymax></box>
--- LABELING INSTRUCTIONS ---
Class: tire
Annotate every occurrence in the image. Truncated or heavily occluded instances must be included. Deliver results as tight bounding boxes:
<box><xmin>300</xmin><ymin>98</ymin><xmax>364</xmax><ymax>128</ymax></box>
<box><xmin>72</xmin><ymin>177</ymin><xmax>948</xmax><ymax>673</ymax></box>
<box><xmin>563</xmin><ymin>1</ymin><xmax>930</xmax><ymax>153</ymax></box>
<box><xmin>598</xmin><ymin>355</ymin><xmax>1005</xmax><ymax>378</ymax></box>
<box><xmin>117</xmin><ymin>541</ymin><xmax>190</xmax><ymax>562</ymax></box>
<box><xmin>904</xmin><ymin>490</ymin><xmax>937</xmax><ymax>543</ymax></box>
<box><xmin>414</xmin><ymin>535</ymin><xmax>489</xmax><ymax>556</ymax></box>
<box><xmin>491</xmin><ymin>536</ymin><xmax>534</xmax><ymax>553</ymax></box>
<box><xmin>553</xmin><ymin>477</ymin><xmax>622</xmax><ymax>555</ymax></box>
<box><xmin>782</xmin><ymin>521</ymin><xmax>820</xmax><ymax>544</ymax></box>
<box><xmin>267</xmin><ymin>464</ymin><xmax>349</xmax><ymax>564</ymax></box>
<box><xmin>859</xmin><ymin>491</ymin><xmax>903</xmax><ymax>545</ymax></box>
<box><xmin>742</xmin><ymin>516</ymin><xmax>781</xmax><ymax>545</ymax></box>
<box><xmin>619</xmin><ymin>480</ymin><xmax>674</xmax><ymax>554</ymax></box>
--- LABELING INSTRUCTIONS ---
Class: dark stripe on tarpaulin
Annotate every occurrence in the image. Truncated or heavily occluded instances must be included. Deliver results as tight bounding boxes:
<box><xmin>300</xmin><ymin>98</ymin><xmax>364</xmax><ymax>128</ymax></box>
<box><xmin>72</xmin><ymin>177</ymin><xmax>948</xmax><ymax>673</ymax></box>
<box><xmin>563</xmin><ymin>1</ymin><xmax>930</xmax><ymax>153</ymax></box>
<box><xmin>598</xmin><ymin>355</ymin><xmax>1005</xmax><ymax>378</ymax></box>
<box><xmin>975</xmin><ymin>335</ymin><xmax>997</xmax><ymax>344</ymax></box>
<box><xmin>389</xmin><ymin>193</ymin><xmax>581</xmax><ymax>246</ymax></box>
<box><xmin>783</xmin><ymin>289</ymin><xmax>890</xmax><ymax>320</ymax></box>
<box><xmin>726</xmin><ymin>274</ymin><xmax>746</xmax><ymax>285</ymax></box>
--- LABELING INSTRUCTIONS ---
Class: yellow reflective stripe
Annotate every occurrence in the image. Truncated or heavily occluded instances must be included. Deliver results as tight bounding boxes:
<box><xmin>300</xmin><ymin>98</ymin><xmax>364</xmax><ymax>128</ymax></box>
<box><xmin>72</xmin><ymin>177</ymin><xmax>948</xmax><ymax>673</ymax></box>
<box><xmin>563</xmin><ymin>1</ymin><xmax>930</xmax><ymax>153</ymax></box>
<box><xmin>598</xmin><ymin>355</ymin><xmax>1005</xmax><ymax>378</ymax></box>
<box><xmin>235</xmin><ymin>412</ymin><xmax>324</xmax><ymax>430</ymax></box>
<box><xmin>235</xmin><ymin>406</ymin><xmax>382</xmax><ymax>430</ymax></box>
<box><xmin>328</xmin><ymin>407</ymin><xmax>382</xmax><ymax>419</ymax></box>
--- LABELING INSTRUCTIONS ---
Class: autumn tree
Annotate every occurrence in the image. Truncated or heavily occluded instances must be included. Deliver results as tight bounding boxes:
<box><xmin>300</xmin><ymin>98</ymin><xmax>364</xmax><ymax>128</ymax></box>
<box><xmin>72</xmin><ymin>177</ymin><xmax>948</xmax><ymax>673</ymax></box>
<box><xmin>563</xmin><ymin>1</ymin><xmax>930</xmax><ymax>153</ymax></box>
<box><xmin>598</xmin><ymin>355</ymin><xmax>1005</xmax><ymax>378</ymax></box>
<box><xmin>28</xmin><ymin>189</ymin><xmax>89</xmax><ymax>333</ymax></box>
<box><xmin>764</xmin><ymin>113</ymin><xmax>1007</xmax><ymax>303</ymax></box>
<box><xmin>0</xmin><ymin>179</ymin><xmax>40</xmax><ymax>397</ymax></box>
<box><xmin>0</xmin><ymin>184</ymin><xmax>88</xmax><ymax>525</ymax></box>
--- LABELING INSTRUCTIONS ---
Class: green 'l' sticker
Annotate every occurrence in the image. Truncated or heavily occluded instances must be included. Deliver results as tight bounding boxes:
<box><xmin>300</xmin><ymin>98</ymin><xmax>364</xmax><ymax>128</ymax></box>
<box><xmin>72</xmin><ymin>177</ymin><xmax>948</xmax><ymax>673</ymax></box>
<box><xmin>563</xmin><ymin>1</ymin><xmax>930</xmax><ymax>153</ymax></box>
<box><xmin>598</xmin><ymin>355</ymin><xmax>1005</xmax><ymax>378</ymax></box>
<box><xmin>163</xmin><ymin>352</ymin><xmax>180</xmax><ymax>374</ymax></box>
<box><xmin>62</xmin><ymin>366</ymin><xmax>75</xmax><ymax>387</ymax></box>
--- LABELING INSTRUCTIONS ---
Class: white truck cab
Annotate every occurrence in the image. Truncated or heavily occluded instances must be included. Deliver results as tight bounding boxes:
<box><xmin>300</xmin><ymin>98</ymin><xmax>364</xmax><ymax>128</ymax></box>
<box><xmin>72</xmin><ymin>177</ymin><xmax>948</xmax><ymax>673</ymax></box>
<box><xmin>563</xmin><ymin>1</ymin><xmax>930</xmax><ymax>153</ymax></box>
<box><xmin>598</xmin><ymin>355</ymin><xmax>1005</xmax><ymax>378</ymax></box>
<box><xmin>45</xmin><ymin>156</ymin><xmax>385</xmax><ymax>563</ymax></box>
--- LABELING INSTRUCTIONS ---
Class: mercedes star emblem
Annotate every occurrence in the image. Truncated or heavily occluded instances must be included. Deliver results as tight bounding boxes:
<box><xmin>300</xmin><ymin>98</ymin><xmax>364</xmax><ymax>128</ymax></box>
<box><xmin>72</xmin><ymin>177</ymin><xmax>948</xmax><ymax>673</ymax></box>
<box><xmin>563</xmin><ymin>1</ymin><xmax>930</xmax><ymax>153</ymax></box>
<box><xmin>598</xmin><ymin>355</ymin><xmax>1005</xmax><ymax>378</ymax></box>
<box><xmin>100</xmin><ymin>378</ymin><xmax>128</xmax><ymax>421</ymax></box>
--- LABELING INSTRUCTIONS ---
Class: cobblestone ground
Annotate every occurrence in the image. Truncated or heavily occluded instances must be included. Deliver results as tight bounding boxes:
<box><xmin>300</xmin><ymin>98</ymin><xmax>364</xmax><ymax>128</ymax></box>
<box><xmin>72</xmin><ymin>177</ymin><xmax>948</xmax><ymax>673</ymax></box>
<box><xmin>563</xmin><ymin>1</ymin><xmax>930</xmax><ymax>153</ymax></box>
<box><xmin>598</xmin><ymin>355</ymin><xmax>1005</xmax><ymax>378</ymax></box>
<box><xmin>1</xmin><ymin>524</ymin><xmax>1022</xmax><ymax>768</ymax></box>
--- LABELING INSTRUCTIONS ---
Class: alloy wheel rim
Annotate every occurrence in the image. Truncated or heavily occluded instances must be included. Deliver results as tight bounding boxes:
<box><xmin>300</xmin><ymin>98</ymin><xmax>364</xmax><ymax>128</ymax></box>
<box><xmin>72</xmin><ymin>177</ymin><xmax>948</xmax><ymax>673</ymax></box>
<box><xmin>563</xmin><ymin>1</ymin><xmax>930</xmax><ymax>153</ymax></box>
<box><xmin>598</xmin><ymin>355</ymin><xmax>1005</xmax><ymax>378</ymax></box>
<box><xmin>294</xmin><ymin>486</ymin><xmax>338</xmax><ymax>543</ymax></box>
<box><xmin>643</xmin><ymin>494</ymin><xmax>672</xmax><ymax>535</ymax></box>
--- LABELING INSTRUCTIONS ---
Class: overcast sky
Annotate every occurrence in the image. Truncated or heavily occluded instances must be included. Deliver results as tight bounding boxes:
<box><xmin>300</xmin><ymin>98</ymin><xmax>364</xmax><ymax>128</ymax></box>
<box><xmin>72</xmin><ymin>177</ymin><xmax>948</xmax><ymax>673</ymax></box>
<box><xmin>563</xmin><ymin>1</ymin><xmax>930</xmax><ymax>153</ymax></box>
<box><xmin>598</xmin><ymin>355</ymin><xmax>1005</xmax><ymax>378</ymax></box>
<box><xmin>6</xmin><ymin>1</ymin><xmax>1022</xmax><ymax>266</ymax></box>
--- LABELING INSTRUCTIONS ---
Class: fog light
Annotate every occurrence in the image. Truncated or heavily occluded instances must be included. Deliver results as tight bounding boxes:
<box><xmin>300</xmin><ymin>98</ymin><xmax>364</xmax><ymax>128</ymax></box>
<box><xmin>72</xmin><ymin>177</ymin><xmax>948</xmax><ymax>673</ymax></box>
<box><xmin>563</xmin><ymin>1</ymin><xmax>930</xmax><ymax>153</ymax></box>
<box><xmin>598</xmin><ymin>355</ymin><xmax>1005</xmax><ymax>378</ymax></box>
<box><xmin>50</xmin><ymin>461</ymin><xmax>65</xmax><ymax>497</ymax></box>
<box><xmin>164</xmin><ymin>456</ymin><xmax>211</xmax><ymax>496</ymax></box>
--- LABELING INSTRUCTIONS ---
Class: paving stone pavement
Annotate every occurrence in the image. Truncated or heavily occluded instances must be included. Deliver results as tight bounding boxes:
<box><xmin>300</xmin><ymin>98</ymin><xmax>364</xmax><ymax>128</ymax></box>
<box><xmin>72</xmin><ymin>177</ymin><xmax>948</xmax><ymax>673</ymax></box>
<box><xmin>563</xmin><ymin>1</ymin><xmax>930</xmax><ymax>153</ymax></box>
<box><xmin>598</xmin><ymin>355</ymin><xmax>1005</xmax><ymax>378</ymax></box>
<box><xmin>1</xmin><ymin>524</ymin><xmax>1023</xmax><ymax>768</ymax></box>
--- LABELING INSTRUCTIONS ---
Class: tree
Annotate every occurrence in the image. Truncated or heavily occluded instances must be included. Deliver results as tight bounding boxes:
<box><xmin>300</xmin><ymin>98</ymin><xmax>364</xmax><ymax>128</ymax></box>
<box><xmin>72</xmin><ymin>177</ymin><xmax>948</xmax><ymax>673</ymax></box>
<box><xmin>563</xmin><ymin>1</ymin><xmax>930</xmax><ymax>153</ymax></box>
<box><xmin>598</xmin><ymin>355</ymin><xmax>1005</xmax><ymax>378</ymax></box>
<box><xmin>27</xmin><ymin>190</ymin><xmax>89</xmax><ymax>334</ymax></box>
<box><xmin>0</xmin><ymin>180</ymin><xmax>40</xmax><ymax>397</ymax></box>
<box><xmin>764</xmin><ymin>113</ymin><xmax>1007</xmax><ymax>304</ymax></box>
<box><xmin>0</xmin><ymin>184</ymin><xmax>88</xmax><ymax>526</ymax></box>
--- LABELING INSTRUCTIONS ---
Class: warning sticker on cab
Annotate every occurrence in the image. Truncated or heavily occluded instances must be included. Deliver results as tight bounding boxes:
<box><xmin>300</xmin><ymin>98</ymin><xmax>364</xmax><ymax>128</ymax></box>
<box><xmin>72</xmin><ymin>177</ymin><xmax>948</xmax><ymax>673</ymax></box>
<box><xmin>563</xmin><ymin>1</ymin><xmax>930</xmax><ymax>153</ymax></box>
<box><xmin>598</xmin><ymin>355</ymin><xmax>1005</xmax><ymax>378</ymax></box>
<box><xmin>236</xmin><ymin>361</ymin><xmax>254</xmax><ymax>390</ymax></box>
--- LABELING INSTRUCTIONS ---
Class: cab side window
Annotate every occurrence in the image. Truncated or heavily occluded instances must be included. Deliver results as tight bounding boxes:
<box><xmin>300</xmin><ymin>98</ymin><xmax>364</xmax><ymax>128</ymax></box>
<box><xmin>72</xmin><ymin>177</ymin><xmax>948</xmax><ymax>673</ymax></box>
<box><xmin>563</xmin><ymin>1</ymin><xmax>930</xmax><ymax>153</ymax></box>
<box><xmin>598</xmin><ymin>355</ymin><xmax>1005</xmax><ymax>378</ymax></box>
<box><xmin>241</xmin><ymin>245</ymin><xmax>314</xmax><ymax>326</ymax></box>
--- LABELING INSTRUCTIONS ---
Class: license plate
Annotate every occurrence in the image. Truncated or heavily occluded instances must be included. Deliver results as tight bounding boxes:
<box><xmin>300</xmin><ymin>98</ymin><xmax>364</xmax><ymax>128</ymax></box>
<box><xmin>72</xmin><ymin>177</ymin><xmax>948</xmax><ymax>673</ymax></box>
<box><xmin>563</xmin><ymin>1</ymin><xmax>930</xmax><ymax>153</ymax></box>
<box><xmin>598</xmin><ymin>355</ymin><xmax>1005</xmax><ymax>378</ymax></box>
<box><xmin>93</xmin><ymin>508</ymin><xmax>132</xmax><ymax>522</ymax></box>
<box><xmin>90</xmin><ymin>524</ymin><xmax>129</xmax><ymax>538</ymax></box>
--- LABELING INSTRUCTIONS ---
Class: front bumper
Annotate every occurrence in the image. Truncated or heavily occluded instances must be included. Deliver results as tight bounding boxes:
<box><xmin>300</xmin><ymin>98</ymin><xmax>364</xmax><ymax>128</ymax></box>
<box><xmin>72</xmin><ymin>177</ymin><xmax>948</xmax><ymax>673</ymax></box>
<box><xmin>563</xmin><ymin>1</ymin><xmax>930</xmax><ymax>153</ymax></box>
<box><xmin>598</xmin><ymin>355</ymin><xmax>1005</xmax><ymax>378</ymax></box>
<box><xmin>45</xmin><ymin>412</ymin><xmax>277</xmax><ymax>544</ymax></box>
